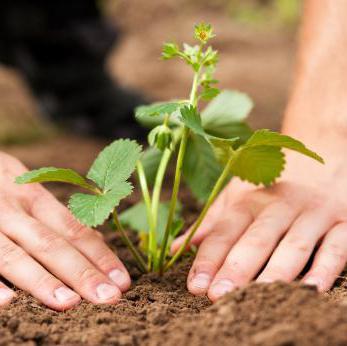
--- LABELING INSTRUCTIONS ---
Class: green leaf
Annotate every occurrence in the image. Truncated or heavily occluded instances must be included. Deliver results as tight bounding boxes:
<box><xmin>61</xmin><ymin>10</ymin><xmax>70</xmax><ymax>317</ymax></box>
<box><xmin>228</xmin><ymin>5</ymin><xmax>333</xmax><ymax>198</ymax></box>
<box><xmin>180</xmin><ymin>105</ymin><xmax>238</xmax><ymax>163</ymax></box>
<box><xmin>162</xmin><ymin>42</ymin><xmax>180</xmax><ymax>60</ymax></box>
<box><xmin>183</xmin><ymin>134</ymin><xmax>226</xmax><ymax>202</ymax></box>
<box><xmin>140</xmin><ymin>147</ymin><xmax>163</xmax><ymax>186</ymax></box>
<box><xmin>200</xmin><ymin>87</ymin><xmax>220</xmax><ymax>101</ymax></box>
<box><xmin>245</xmin><ymin>129</ymin><xmax>324</xmax><ymax>163</ymax></box>
<box><xmin>202</xmin><ymin>89</ymin><xmax>253</xmax><ymax>128</ymax></box>
<box><xmin>230</xmin><ymin>146</ymin><xmax>285</xmax><ymax>186</ymax></box>
<box><xmin>180</xmin><ymin>105</ymin><xmax>206</xmax><ymax>137</ymax></box>
<box><xmin>205</xmin><ymin>122</ymin><xmax>253</xmax><ymax>146</ymax></box>
<box><xmin>119</xmin><ymin>201</ymin><xmax>182</xmax><ymax>245</ymax></box>
<box><xmin>200</xmin><ymin>90</ymin><xmax>254</xmax><ymax>145</ymax></box>
<box><xmin>16</xmin><ymin>167</ymin><xmax>96</xmax><ymax>192</ymax></box>
<box><xmin>201</xmin><ymin>46</ymin><xmax>219</xmax><ymax>66</ymax></box>
<box><xmin>69</xmin><ymin>182</ymin><xmax>133</xmax><ymax>227</ymax></box>
<box><xmin>87</xmin><ymin>139</ymin><xmax>142</xmax><ymax>192</ymax></box>
<box><xmin>135</xmin><ymin>102</ymin><xmax>183</xmax><ymax>120</ymax></box>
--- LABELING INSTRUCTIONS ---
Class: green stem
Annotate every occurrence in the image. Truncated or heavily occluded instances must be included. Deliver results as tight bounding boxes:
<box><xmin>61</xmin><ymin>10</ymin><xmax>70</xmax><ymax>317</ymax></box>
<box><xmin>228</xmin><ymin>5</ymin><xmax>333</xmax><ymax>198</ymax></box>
<box><xmin>112</xmin><ymin>211</ymin><xmax>147</xmax><ymax>273</ymax></box>
<box><xmin>151</xmin><ymin>148</ymin><xmax>172</xmax><ymax>270</ymax></box>
<box><xmin>158</xmin><ymin>127</ymin><xmax>189</xmax><ymax>273</ymax></box>
<box><xmin>136</xmin><ymin>161</ymin><xmax>154</xmax><ymax>270</ymax></box>
<box><xmin>164</xmin><ymin>153</ymin><xmax>235</xmax><ymax>272</ymax></box>
<box><xmin>158</xmin><ymin>67</ymin><xmax>202</xmax><ymax>274</ymax></box>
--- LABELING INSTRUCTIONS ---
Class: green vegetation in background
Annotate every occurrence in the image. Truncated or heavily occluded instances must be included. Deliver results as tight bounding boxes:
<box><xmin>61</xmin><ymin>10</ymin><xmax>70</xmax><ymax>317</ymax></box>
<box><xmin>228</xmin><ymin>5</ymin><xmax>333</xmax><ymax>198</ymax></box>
<box><xmin>228</xmin><ymin>0</ymin><xmax>301</xmax><ymax>28</ymax></box>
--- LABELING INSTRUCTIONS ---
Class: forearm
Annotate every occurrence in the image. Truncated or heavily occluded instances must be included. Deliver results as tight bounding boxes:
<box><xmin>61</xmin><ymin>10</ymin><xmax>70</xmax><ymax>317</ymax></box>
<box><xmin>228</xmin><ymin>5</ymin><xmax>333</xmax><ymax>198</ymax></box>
<box><xmin>283</xmin><ymin>0</ymin><xmax>347</xmax><ymax>141</ymax></box>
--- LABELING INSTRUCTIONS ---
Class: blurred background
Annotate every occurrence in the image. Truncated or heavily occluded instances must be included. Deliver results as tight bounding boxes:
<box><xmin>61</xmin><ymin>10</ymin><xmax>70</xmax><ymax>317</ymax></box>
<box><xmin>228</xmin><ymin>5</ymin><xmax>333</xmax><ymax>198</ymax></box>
<box><xmin>0</xmin><ymin>0</ymin><xmax>301</xmax><ymax>172</ymax></box>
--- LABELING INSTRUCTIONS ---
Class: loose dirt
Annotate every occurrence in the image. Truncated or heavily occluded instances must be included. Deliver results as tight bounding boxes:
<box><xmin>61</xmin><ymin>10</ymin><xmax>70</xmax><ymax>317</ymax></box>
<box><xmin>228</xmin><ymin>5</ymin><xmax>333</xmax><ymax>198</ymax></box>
<box><xmin>0</xmin><ymin>243</ymin><xmax>346</xmax><ymax>345</ymax></box>
<box><xmin>0</xmin><ymin>135</ymin><xmax>346</xmax><ymax>346</ymax></box>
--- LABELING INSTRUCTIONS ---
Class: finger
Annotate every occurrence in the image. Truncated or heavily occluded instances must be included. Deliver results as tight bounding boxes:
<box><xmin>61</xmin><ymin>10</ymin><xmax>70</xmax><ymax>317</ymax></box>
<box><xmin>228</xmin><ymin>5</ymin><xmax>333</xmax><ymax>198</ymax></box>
<box><xmin>0</xmin><ymin>233</ymin><xmax>81</xmax><ymax>311</ymax></box>
<box><xmin>170</xmin><ymin>185</ymin><xmax>238</xmax><ymax>253</ymax></box>
<box><xmin>29</xmin><ymin>192</ymin><xmax>131</xmax><ymax>292</ymax></box>
<box><xmin>187</xmin><ymin>210</ymin><xmax>253</xmax><ymax>296</ymax></box>
<box><xmin>171</xmin><ymin>200</ymin><xmax>252</xmax><ymax>253</ymax></box>
<box><xmin>302</xmin><ymin>222</ymin><xmax>347</xmax><ymax>291</ymax></box>
<box><xmin>0</xmin><ymin>213</ymin><xmax>122</xmax><ymax>304</ymax></box>
<box><xmin>257</xmin><ymin>209</ymin><xmax>335</xmax><ymax>283</ymax></box>
<box><xmin>0</xmin><ymin>281</ymin><xmax>16</xmax><ymax>307</ymax></box>
<box><xmin>207</xmin><ymin>202</ymin><xmax>298</xmax><ymax>301</ymax></box>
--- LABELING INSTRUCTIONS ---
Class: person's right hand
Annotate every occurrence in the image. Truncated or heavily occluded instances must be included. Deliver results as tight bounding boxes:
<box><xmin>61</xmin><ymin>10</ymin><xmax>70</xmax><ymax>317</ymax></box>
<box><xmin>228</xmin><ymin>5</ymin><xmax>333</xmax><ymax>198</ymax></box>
<box><xmin>0</xmin><ymin>152</ymin><xmax>131</xmax><ymax>310</ymax></box>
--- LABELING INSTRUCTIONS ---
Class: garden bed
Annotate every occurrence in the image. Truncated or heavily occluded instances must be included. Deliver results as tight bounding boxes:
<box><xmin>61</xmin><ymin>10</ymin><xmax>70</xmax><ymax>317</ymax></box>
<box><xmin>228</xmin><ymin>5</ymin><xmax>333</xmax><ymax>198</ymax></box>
<box><xmin>0</xmin><ymin>232</ymin><xmax>346</xmax><ymax>345</ymax></box>
<box><xmin>0</xmin><ymin>141</ymin><xmax>346</xmax><ymax>346</ymax></box>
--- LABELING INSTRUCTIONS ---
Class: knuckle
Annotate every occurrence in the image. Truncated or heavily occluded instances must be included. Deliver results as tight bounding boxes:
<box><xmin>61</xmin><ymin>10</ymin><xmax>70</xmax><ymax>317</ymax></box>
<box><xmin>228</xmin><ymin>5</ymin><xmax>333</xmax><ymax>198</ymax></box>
<box><xmin>35</xmin><ymin>230</ymin><xmax>66</xmax><ymax>254</ymax></box>
<box><xmin>193</xmin><ymin>258</ymin><xmax>220</xmax><ymax>274</ymax></box>
<box><xmin>76</xmin><ymin>267</ymin><xmax>101</xmax><ymax>287</ymax></box>
<box><xmin>94</xmin><ymin>251</ymin><xmax>116</xmax><ymax>270</ymax></box>
<box><xmin>264</xmin><ymin>264</ymin><xmax>288</xmax><ymax>279</ymax></box>
<box><xmin>65</xmin><ymin>214</ymin><xmax>92</xmax><ymax>242</ymax></box>
<box><xmin>33</xmin><ymin>273</ymin><xmax>57</xmax><ymax>291</ymax></box>
<box><xmin>0</xmin><ymin>241</ymin><xmax>25</xmax><ymax>269</ymax></box>
<box><xmin>206</xmin><ymin>230</ymin><xmax>228</xmax><ymax>244</ymax></box>
<box><xmin>283</xmin><ymin>233</ymin><xmax>311</xmax><ymax>254</ymax></box>
<box><xmin>224</xmin><ymin>258</ymin><xmax>248</xmax><ymax>281</ymax></box>
<box><xmin>244</xmin><ymin>232</ymin><xmax>269</xmax><ymax>249</ymax></box>
<box><xmin>323</xmin><ymin>243</ymin><xmax>347</xmax><ymax>264</ymax></box>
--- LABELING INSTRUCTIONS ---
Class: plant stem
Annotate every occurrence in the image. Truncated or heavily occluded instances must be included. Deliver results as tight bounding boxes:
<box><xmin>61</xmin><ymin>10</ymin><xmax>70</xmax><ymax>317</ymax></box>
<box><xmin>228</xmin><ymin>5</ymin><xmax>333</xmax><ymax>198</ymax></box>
<box><xmin>164</xmin><ymin>153</ymin><xmax>235</xmax><ymax>272</ymax></box>
<box><xmin>158</xmin><ymin>127</ymin><xmax>189</xmax><ymax>273</ymax></box>
<box><xmin>151</xmin><ymin>148</ymin><xmax>172</xmax><ymax>270</ymax></box>
<box><xmin>112</xmin><ymin>211</ymin><xmax>147</xmax><ymax>273</ymax></box>
<box><xmin>158</xmin><ymin>67</ymin><xmax>202</xmax><ymax>274</ymax></box>
<box><xmin>136</xmin><ymin>161</ymin><xmax>155</xmax><ymax>270</ymax></box>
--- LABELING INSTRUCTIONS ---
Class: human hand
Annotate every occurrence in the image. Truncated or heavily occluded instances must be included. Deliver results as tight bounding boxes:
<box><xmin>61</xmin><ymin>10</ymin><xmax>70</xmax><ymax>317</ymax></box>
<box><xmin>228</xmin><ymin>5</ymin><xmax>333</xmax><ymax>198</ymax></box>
<box><xmin>172</xmin><ymin>134</ymin><xmax>347</xmax><ymax>301</ymax></box>
<box><xmin>0</xmin><ymin>152</ymin><xmax>131</xmax><ymax>310</ymax></box>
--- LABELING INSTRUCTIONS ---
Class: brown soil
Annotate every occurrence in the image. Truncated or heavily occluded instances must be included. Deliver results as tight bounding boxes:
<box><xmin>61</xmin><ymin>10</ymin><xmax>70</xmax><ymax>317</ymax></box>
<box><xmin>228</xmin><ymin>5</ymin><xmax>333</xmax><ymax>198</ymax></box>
<box><xmin>0</xmin><ymin>245</ymin><xmax>346</xmax><ymax>345</ymax></box>
<box><xmin>1</xmin><ymin>134</ymin><xmax>346</xmax><ymax>346</ymax></box>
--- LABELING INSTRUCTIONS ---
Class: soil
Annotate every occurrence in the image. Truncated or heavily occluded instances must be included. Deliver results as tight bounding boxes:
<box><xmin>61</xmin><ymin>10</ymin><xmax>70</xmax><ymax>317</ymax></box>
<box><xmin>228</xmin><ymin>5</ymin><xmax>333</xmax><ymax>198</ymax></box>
<box><xmin>0</xmin><ymin>136</ymin><xmax>346</xmax><ymax>346</ymax></box>
<box><xmin>0</xmin><ymin>241</ymin><xmax>346</xmax><ymax>346</ymax></box>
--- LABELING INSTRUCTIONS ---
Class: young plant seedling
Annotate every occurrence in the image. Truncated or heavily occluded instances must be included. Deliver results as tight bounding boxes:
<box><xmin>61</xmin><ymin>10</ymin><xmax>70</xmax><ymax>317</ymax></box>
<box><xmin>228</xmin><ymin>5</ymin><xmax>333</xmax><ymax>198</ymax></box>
<box><xmin>16</xmin><ymin>23</ymin><xmax>323</xmax><ymax>275</ymax></box>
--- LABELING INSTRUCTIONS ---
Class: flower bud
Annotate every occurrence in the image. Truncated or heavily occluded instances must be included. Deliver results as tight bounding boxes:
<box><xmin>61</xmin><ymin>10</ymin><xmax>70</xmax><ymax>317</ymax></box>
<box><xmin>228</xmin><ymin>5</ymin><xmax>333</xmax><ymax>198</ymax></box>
<box><xmin>148</xmin><ymin>125</ymin><xmax>173</xmax><ymax>151</ymax></box>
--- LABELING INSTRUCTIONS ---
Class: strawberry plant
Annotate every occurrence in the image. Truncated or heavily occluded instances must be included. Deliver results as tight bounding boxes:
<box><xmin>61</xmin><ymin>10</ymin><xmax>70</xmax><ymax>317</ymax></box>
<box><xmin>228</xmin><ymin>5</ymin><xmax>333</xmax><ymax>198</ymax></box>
<box><xmin>16</xmin><ymin>23</ymin><xmax>323</xmax><ymax>274</ymax></box>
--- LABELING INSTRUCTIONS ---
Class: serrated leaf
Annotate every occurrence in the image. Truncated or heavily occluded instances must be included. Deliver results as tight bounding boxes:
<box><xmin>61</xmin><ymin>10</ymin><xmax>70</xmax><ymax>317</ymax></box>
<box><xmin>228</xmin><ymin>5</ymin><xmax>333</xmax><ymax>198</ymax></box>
<box><xmin>183</xmin><ymin>134</ymin><xmax>226</xmax><ymax>202</ymax></box>
<box><xmin>162</xmin><ymin>42</ymin><xmax>180</xmax><ymax>60</ymax></box>
<box><xmin>135</xmin><ymin>102</ymin><xmax>183</xmax><ymax>119</ymax></box>
<box><xmin>230</xmin><ymin>146</ymin><xmax>285</xmax><ymax>186</ymax></box>
<box><xmin>181</xmin><ymin>105</ymin><xmax>238</xmax><ymax>142</ymax></box>
<box><xmin>200</xmin><ymin>87</ymin><xmax>220</xmax><ymax>101</ymax></box>
<box><xmin>119</xmin><ymin>201</ymin><xmax>182</xmax><ymax>245</ymax></box>
<box><xmin>69</xmin><ymin>182</ymin><xmax>133</xmax><ymax>227</ymax></box>
<box><xmin>16</xmin><ymin>167</ymin><xmax>96</xmax><ymax>192</ymax></box>
<box><xmin>87</xmin><ymin>139</ymin><xmax>142</xmax><ymax>192</ymax></box>
<box><xmin>245</xmin><ymin>129</ymin><xmax>324</xmax><ymax>163</ymax></box>
<box><xmin>140</xmin><ymin>147</ymin><xmax>163</xmax><ymax>186</ymax></box>
<box><xmin>180</xmin><ymin>105</ymin><xmax>238</xmax><ymax>164</ymax></box>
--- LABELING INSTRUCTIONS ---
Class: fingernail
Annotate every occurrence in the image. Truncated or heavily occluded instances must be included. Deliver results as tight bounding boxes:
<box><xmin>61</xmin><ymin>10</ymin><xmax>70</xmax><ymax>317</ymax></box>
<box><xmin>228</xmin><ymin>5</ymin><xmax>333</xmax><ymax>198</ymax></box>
<box><xmin>191</xmin><ymin>273</ymin><xmax>211</xmax><ymax>290</ymax></box>
<box><xmin>54</xmin><ymin>287</ymin><xmax>80</xmax><ymax>303</ymax></box>
<box><xmin>109</xmin><ymin>269</ymin><xmax>129</xmax><ymax>288</ymax></box>
<box><xmin>210</xmin><ymin>279</ymin><xmax>235</xmax><ymax>297</ymax></box>
<box><xmin>0</xmin><ymin>288</ymin><xmax>13</xmax><ymax>302</ymax></box>
<box><xmin>96</xmin><ymin>283</ymin><xmax>119</xmax><ymax>301</ymax></box>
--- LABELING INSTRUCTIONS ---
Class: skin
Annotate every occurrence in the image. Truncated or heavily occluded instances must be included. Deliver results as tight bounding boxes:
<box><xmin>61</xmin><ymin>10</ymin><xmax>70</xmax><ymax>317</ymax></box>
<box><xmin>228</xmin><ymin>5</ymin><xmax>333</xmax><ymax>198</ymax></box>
<box><xmin>0</xmin><ymin>152</ymin><xmax>131</xmax><ymax>310</ymax></box>
<box><xmin>172</xmin><ymin>0</ymin><xmax>347</xmax><ymax>301</ymax></box>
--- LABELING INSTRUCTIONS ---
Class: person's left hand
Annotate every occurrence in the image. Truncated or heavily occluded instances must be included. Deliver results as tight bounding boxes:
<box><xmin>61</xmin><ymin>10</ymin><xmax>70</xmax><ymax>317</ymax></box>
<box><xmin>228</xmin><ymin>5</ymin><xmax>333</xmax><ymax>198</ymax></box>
<box><xmin>172</xmin><ymin>141</ymin><xmax>347</xmax><ymax>301</ymax></box>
